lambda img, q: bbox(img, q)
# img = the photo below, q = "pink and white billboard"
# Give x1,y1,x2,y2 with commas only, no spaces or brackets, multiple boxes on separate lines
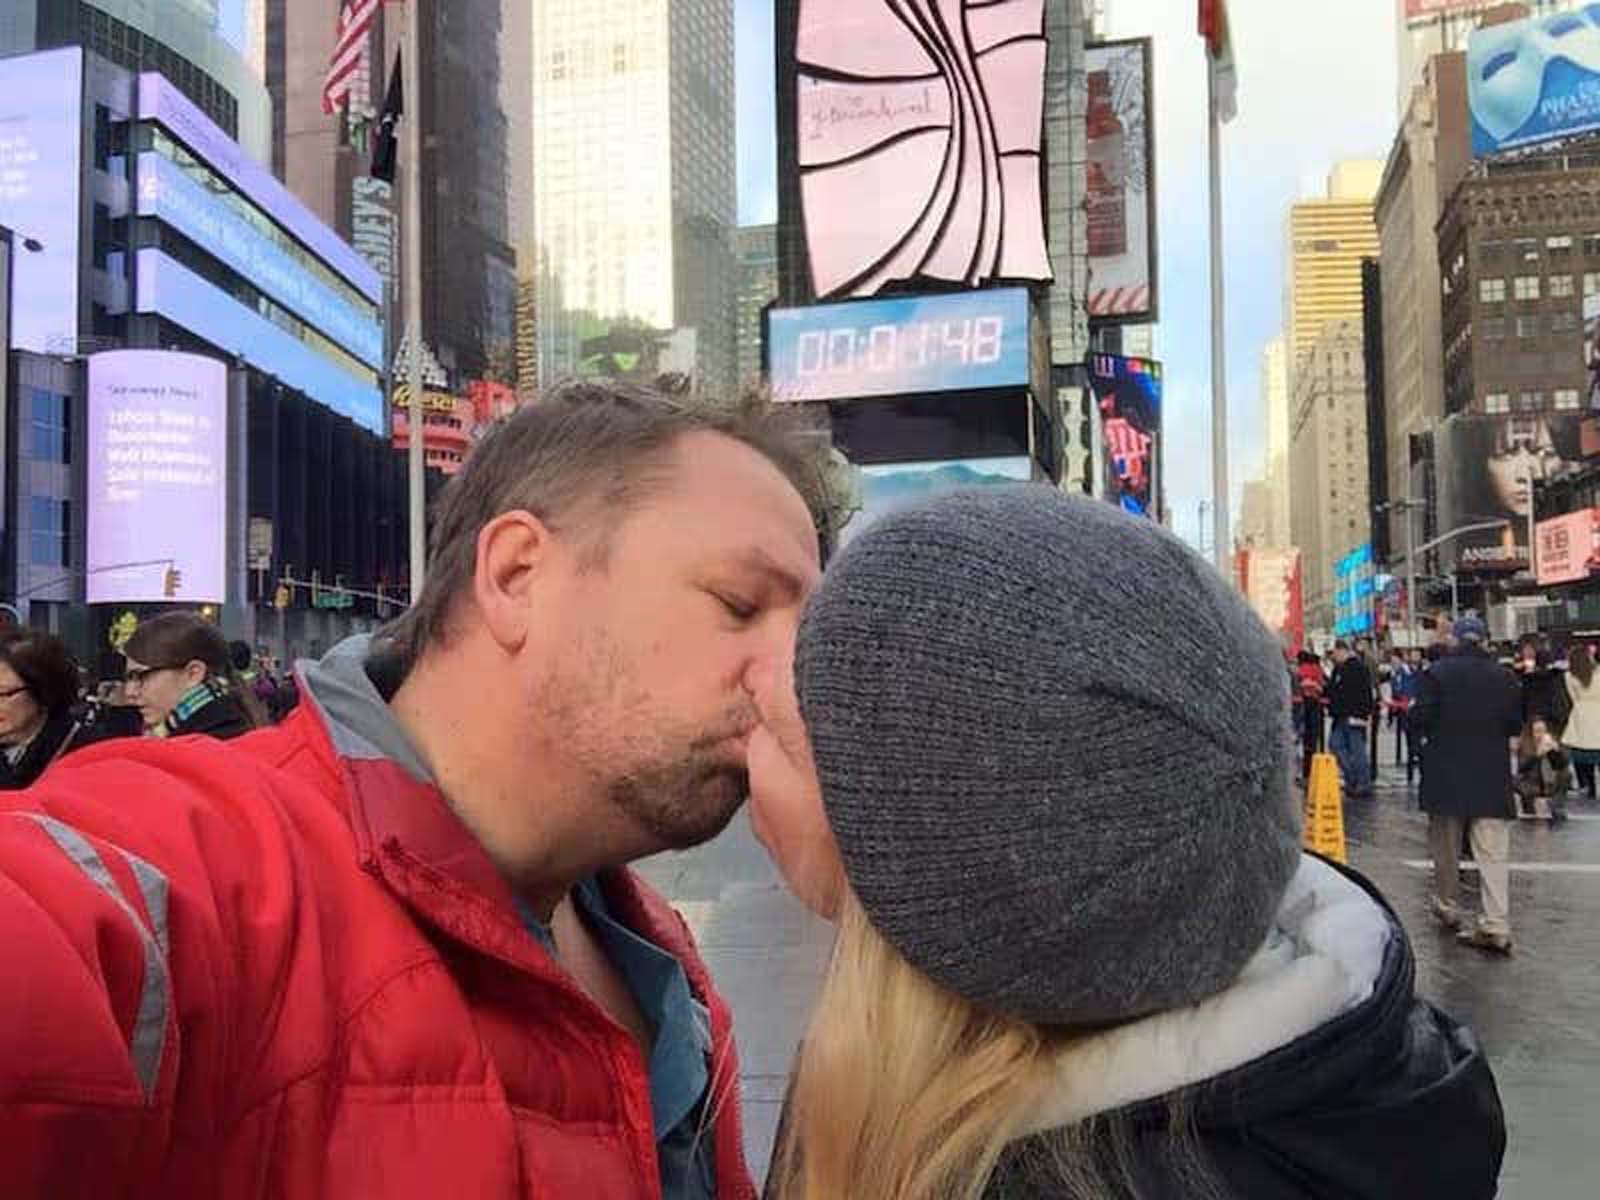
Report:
87,350,228,604
793,0,1052,299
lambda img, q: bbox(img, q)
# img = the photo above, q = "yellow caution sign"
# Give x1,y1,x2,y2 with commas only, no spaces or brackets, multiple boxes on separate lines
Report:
1303,752,1347,864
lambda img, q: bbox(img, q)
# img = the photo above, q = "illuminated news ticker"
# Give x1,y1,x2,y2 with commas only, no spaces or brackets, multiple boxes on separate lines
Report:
768,288,1031,402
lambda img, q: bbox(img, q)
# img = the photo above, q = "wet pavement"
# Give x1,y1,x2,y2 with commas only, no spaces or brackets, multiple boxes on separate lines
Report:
639,739,1599,1194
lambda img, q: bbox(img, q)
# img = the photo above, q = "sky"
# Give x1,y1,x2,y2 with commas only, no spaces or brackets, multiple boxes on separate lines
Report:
734,0,1402,549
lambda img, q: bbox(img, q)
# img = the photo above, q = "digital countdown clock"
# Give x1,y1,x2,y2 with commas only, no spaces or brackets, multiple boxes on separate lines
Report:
767,288,1031,403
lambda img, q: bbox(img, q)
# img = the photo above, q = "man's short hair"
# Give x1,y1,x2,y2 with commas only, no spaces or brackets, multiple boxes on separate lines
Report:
1333,640,1350,651
382,378,835,671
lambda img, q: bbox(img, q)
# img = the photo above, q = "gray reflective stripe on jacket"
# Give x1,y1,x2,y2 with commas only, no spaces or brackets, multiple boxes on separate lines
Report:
12,812,172,1101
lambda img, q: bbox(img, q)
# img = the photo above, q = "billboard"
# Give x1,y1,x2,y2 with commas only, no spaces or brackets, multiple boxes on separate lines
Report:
767,288,1031,403
1085,40,1156,323
1469,9,1600,157
135,153,383,367
1535,508,1600,585
136,74,380,302
843,457,1035,546
87,350,227,604
1333,543,1376,638
1239,548,1306,652
135,248,384,434
1087,353,1162,519
1435,412,1583,572
0,47,83,354
791,0,1051,300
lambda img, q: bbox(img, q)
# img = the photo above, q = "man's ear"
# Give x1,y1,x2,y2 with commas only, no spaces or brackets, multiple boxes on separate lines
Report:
473,510,555,652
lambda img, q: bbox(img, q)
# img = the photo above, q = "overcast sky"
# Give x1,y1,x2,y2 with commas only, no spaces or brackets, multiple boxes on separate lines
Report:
736,0,1403,548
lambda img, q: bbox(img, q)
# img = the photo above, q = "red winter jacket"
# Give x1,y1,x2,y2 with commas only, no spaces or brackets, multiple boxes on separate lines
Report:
0,645,754,1199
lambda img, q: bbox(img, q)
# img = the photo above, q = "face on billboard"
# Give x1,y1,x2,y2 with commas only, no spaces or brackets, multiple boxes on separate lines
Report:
1088,354,1162,519
794,0,1051,299
87,351,228,604
0,47,83,354
843,457,1034,546
1084,41,1155,322
1469,9,1600,156
1439,413,1583,571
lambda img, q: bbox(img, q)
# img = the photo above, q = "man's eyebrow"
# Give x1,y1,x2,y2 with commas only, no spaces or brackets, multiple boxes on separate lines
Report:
730,547,810,602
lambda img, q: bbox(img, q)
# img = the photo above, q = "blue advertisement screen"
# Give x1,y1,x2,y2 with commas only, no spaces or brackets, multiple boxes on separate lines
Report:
768,288,1031,403
1470,10,1600,156
1088,353,1163,520
0,47,83,353
136,249,384,434
136,153,383,367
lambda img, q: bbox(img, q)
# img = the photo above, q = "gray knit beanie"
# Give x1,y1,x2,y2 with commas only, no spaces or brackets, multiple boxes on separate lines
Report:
795,486,1301,1027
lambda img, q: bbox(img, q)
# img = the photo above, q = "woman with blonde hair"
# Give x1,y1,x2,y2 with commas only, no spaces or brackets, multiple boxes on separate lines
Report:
1562,642,1600,799
747,487,1504,1200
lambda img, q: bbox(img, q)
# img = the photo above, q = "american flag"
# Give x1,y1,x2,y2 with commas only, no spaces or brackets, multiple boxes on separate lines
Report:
322,0,382,115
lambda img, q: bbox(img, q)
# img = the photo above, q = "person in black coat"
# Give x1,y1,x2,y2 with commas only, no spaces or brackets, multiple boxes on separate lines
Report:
1326,641,1376,796
1514,640,1567,731
1414,616,1523,955
120,612,266,741
0,630,89,789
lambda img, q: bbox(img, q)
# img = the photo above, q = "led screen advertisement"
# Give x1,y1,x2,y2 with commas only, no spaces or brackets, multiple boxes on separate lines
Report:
1087,353,1162,520
843,457,1035,546
87,350,227,605
1469,8,1600,157
768,288,1031,403
790,0,1052,300
1435,412,1583,573
0,47,83,354
1085,40,1157,323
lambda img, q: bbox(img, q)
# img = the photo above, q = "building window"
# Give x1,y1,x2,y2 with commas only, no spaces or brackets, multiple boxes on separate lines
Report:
1513,275,1541,300
27,389,70,464
1480,240,1506,263
1485,392,1511,413
1516,314,1543,338
550,49,566,80
1480,278,1507,303
1551,274,1576,297
1482,316,1506,339
1555,388,1582,410
1553,311,1579,333
1549,235,1575,257
29,498,69,568
614,42,629,72
1517,390,1544,411
1585,233,1600,257
1586,272,1600,296
1515,237,1540,262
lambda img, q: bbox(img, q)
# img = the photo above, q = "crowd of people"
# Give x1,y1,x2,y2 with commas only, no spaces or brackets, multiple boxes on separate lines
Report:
0,381,1505,1198
1289,625,1596,959
0,612,299,791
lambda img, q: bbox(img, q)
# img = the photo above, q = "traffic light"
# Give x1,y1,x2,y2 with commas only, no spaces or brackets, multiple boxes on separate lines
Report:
162,566,183,597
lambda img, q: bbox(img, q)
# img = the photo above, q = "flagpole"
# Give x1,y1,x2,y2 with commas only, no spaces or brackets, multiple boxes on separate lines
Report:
1207,49,1230,572
404,0,426,600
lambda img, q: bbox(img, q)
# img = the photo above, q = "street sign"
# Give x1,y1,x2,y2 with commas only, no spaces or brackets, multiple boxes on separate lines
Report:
313,588,354,610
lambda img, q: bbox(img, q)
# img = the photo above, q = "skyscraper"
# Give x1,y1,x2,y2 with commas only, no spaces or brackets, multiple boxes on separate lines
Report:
531,0,737,395
735,224,777,386
261,0,517,384
1261,335,1291,548
1286,162,1382,365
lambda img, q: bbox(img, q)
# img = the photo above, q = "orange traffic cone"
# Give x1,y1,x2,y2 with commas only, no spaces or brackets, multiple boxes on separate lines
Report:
1303,752,1347,864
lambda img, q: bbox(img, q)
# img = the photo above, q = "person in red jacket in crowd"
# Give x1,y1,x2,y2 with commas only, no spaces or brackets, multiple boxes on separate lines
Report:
0,379,830,1199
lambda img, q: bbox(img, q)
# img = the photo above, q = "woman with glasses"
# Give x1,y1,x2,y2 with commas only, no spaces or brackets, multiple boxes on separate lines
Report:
122,612,266,740
0,629,88,789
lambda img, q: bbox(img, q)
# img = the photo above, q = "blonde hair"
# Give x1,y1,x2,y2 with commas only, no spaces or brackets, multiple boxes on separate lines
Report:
770,891,1064,1200
770,892,1225,1200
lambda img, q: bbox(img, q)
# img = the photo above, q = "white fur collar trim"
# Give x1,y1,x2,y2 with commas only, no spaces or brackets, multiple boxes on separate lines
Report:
1018,855,1392,1136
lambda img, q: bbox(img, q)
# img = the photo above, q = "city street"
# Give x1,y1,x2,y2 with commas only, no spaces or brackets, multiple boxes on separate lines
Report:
642,752,1600,1193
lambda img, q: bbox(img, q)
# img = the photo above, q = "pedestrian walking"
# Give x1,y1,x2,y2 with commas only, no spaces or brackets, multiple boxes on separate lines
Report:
1390,647,1425,784
1515,717,1570,823
0,631,91,790
1414,615,1524,956
1327,640,1375,797
0,379,833,1197
1561,643,1600,799
749,488,1504,1200
121,612,266,739
1295,648,1326,780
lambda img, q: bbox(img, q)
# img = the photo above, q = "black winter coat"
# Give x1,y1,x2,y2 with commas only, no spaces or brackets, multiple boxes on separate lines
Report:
1326,656,1374,720
1517,662,1566,728
166,691,256,741
0,709,83,790
987,862,1503,1199
1415,647,1523,820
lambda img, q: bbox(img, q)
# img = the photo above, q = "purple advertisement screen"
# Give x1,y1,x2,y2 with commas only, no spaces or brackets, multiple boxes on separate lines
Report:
0,47,83,353
87,351,228,604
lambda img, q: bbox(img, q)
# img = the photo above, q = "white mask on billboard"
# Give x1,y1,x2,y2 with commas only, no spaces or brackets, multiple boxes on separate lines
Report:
1470,12,1600,145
